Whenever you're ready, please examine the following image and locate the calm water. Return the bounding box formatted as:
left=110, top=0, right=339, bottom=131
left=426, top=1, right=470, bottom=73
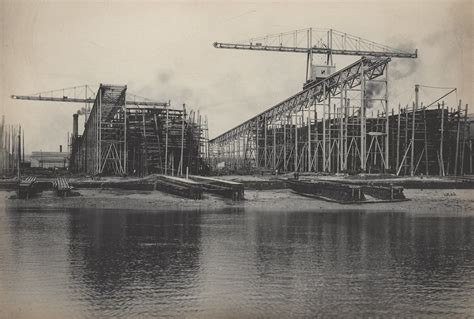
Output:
left=1, top=205, right=473, bottom=318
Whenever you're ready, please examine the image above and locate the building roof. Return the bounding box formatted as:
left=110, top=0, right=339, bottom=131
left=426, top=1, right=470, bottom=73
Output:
left=30, top=152, right=68, bottom=162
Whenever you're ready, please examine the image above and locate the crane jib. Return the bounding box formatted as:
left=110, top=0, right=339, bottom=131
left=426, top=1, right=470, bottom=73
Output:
left=213, top=42, right=417, bottom=59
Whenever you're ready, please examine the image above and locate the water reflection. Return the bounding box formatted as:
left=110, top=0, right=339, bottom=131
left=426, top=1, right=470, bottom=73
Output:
left=1, top=206, right=473, bottom=318
left=67, top=210, right=203, bottom=318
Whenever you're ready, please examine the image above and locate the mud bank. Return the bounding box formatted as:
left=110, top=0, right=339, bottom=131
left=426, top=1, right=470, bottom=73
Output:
left=1, top=188, right=473, bottom=214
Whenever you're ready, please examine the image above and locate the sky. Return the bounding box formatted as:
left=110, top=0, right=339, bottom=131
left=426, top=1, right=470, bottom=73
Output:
left=0, top=0, right=472, bottom=153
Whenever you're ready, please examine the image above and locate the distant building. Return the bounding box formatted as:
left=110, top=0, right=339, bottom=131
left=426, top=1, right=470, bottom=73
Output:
left=30, top=151, right=68, bottom=168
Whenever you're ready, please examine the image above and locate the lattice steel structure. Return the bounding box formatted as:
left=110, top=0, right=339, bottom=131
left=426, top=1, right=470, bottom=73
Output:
left=209, top=57, right=391, bottom=174
left=214, top=28, right=416, bottom=84
left=71, top=85, right=208, bottom=176
left=11, top=84, right=210, bottom=176
left=75, top=84, right=128, bottom=175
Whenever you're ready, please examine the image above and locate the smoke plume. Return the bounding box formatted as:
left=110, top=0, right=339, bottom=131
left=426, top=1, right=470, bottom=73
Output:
left=365, top=82, right=384, bottom=109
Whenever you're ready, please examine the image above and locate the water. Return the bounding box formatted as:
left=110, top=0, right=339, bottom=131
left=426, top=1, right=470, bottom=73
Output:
left=1, top=204, right=473, bottom=318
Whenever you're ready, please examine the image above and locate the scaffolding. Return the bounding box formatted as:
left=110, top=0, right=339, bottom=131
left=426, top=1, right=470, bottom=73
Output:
left=0, top=116, right=23, bottom=177
left=70, top=84, right=209, bottom=176
left=209, top=57, right=391, bottom=174
left=210, top=72, right=471, bottom=176
left=392, top=100, right=470, bottom=176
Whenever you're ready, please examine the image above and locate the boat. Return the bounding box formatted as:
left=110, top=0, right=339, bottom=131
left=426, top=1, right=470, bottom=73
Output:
left=286, top=179, right=408, bottom=204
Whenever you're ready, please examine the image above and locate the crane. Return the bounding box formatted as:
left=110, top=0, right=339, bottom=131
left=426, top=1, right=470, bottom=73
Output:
left=214, top=28, right=417, bottom=88
left=11, top=84, right=169, bottom=120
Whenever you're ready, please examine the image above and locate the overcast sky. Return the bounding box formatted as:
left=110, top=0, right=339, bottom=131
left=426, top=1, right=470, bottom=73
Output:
left=1, top=0, right=472, bottom=153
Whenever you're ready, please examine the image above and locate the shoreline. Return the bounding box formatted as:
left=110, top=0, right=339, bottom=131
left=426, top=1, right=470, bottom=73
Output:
left=2, top=188, right=473, bottom=214
left=2, top=174, right=474, bottom=191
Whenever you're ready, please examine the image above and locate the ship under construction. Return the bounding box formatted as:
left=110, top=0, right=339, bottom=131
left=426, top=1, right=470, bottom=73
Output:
left=11, top=84, right=210, bottom=177
left=5, top=28, right=472, bottom=178
left=209, top=28, right=472, bottom=177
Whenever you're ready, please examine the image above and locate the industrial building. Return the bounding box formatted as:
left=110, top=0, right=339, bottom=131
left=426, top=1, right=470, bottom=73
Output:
left=30, top=151, right=68, bottom=169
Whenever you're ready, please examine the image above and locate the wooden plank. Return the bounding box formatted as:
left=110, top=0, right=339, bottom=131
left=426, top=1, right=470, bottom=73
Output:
left=55, top=177, right=71, bottom=197
left=155, top=175, right=203, bottom=199
left=18, top=176, right=37, bottom=199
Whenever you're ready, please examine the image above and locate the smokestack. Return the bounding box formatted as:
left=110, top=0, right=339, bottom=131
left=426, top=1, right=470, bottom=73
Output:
left=60, top=145, right=63, bottom=153
left=73, top=113, right=79, bottom=139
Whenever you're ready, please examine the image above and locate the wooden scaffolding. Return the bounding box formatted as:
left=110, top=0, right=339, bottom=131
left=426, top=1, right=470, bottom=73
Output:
left=71, top=85, right=209, bottom=176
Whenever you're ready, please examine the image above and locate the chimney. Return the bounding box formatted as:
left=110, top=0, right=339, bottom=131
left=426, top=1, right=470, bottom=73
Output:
left=73, top=113, right=79, bottom=139
left=60, top=145, right=63, bottom=152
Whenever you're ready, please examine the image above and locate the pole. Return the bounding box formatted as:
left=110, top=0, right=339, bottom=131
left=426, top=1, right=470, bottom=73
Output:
left=360, top=67, right=366, bottom=172
left=411, top=84, right=419, bottom=176
left=273, top=122, right=276, bottom=170
left=264, top=115, right=267, bottom=168
left=17, top=126, right=21, bottom=181
left=454, top=99, right=461, bottom=176
left=165, top=104, right=169, bottom=175
left=440, top=102, right=445, bottom=176
left=180, top=104, right=186, bottom=176
left=283, top=116, right=287, bottom=171
left=460, top=103, right=469, bottom=175
left=423, top=105, right=429, bottom=175
left=123, top=91, right=127, bottom=175
left=385, top=65, right=389, bottom=170
left=294, top=114, right=298, bottom=171
left=470, top=140, right=473, bottom=175
left=98, top=87, right=102, bottom=174
left=344, top=98, right=348, bottom=171
left=316, top=110, right=320, bottom=171
left=397, top=104, right=401, bottom=170
left=256, top=119, right=259, bottom=168
left=308, top=115, right=312, bottom=172
left=142, top=111, right=148, bottom=176
left=22, top=130, right=25, bottom=163
left=322, top=102, right=326, bottom=172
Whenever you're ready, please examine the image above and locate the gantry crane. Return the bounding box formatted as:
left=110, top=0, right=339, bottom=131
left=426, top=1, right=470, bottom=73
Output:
left=214, top=28, right=417, bottom=88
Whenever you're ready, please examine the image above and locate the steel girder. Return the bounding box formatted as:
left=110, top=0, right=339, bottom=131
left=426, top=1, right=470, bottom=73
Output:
left=214, top=43, right=416, bottom=59
left=210, top=57, right=390, bottom=145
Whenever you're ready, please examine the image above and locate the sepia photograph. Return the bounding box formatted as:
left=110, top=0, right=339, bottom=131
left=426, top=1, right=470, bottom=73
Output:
left=0, top=0, right=473, bottom=317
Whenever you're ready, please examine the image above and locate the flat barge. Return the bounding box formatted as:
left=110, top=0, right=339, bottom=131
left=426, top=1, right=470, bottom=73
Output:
left=287, top=179, right=408, bottom=204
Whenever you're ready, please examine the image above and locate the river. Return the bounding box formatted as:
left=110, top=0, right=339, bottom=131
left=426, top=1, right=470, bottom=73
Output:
left=1, top=206, right=473, bottom=318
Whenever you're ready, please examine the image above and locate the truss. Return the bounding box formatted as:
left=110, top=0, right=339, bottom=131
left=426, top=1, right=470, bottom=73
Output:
left=214, top=28, right=417, bottom=59
left=211, top=57, right=390, bottom=144
left=209, top=57, right=391, bottom=173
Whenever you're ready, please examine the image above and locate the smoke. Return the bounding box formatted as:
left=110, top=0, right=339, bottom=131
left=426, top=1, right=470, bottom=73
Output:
left=388, top=1, right=472, bottom=106
left=390, top=58, right=419, bottom=81
left=157, top=71, right=172, bottom=84
left=76, top=106, right=88, bottom=115
left=383, top=37, right=419, bottom=81
left=135, top=69, right=201, bottom=108
left=365, top=82, right=384, bottom=109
